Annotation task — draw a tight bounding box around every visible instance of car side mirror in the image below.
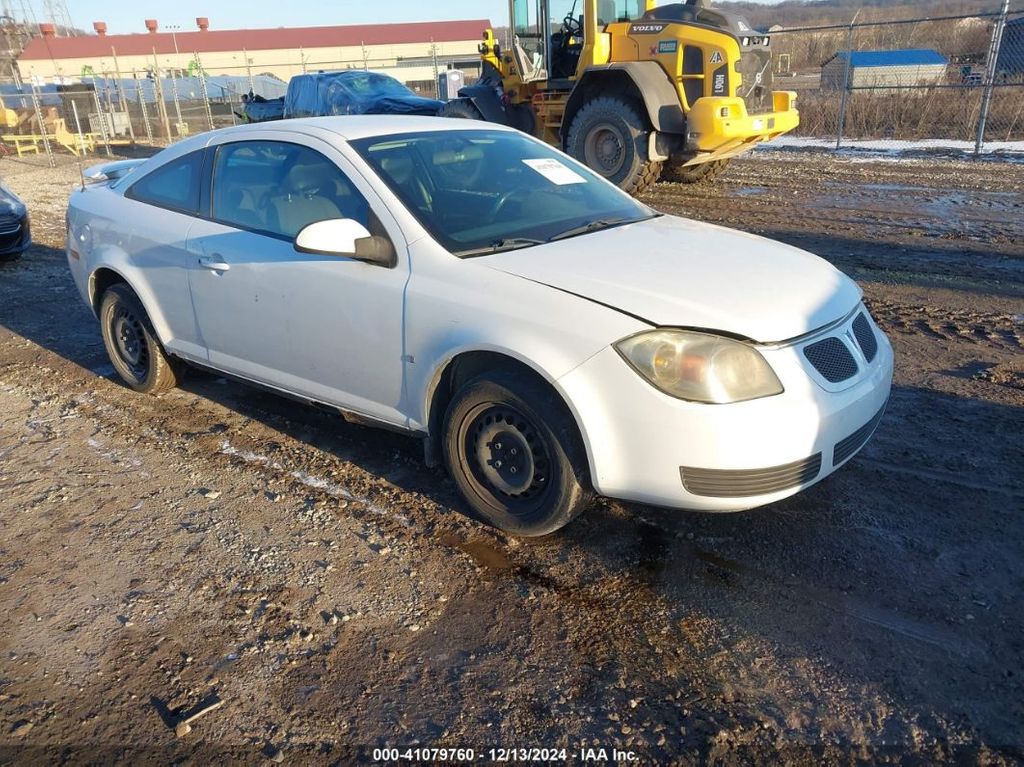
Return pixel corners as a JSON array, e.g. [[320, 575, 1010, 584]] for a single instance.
[[294, 218, 396, 267]]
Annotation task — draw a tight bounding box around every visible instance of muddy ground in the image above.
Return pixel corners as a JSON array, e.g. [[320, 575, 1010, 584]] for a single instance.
[[0, 150, 1022, 764]]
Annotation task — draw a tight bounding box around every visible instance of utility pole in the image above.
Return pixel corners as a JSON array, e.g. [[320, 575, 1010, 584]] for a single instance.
[[975, 0, 1010, 156]]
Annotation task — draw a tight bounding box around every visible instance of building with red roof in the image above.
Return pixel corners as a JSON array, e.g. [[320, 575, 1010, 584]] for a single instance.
[[17, 17, 491, 89]]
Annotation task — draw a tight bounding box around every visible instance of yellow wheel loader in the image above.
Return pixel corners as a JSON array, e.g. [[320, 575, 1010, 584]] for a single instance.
[[439, 0, 799, 195]]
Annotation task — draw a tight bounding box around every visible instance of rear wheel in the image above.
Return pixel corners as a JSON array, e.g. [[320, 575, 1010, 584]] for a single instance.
[[442, 369, 593, 537], [438, 99, 484, 121], [662, 158, 729, 184], [99, 283, 183, 394], [564, 95, 662, 195]]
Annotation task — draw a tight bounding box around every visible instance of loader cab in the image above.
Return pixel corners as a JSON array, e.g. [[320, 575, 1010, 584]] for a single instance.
[[509, 0, 646, 82]]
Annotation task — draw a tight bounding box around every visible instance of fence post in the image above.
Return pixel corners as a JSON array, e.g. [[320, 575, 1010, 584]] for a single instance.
[[92, 89, 112, 156], [975, 0, 1010, 156], [152, 49, 172, 143], [29, 83, 55, 168], [70, 100, 88, 158], [111, 48, 136, 144], [835, 16, 858, 150], [135, 71, 154, 145], [169, 67, 183, 136], [194, 53, 215, 131]]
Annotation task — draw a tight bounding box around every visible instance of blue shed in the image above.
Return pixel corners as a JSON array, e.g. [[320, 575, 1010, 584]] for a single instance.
[[821, 49, 949, 90]]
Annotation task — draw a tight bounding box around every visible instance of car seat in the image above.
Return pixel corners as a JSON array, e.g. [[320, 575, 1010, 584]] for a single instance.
[[266, 162, 343, 237]]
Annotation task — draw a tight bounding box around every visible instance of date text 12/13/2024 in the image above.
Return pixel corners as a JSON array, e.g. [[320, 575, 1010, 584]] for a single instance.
[[372, 747, 640, 762]]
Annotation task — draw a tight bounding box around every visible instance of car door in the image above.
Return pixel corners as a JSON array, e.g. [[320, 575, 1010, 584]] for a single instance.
[[118, 148, 207, 360], [185, 133, 410, 427]]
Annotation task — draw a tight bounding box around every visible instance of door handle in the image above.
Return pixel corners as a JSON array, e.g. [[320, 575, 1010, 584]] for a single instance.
[[198, 255, 230, 272]]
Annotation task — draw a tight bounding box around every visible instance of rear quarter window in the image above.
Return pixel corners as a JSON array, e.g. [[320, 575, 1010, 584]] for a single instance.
[[125, 150, 204, 214]]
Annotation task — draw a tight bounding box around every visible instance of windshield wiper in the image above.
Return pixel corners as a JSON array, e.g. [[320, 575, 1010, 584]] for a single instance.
[[454, 237, 546, 258], [548, 215, 656, 242]]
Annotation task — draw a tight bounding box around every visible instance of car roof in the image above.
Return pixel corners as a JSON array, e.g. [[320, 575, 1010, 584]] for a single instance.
[[214, 115, 518, 143]]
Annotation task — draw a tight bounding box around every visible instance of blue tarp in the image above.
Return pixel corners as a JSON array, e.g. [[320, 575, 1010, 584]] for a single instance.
[[283, 71, 442, 118]]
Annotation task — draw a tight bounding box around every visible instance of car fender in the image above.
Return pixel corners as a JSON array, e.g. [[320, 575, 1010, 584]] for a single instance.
[[85, 247, 175, 346], [417, 336, 614, 483], [403, 246, 649, 475]]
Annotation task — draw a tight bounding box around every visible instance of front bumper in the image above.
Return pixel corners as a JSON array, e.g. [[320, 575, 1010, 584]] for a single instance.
[[681, 90, 799, 166], [557, 308, 893, 512]]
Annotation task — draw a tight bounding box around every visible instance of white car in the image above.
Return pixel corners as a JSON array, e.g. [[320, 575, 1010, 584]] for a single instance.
[[66, 116, 892, 536]]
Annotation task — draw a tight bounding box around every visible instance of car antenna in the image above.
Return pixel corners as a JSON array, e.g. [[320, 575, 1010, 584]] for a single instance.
[[70, 100, 87, 191]]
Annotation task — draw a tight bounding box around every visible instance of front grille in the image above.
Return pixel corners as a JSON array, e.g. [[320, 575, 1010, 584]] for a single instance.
[[0, 230, 22, 250], [852, 313, 878, 362], [833, 401, 888, 467], [0, 221, 20, 235], [804, 337, 858, 383], [680, 454, 822, 498]]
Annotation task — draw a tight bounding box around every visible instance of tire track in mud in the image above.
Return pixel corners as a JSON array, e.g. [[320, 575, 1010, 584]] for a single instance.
[[865, 300, 1024, 350]]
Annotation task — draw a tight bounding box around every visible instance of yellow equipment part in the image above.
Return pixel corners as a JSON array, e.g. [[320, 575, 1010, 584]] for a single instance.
[[683, 91, 799, 166], [453, 1, 800, 193]]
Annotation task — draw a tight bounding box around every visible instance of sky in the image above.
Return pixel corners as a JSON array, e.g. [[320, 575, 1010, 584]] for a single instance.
[[56, 0, 783, 35]]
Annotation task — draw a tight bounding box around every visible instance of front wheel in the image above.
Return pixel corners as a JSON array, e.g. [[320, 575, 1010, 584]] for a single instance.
[[662, 159, 729, 184], [99, 283, 183, 394], [442, 370, 593, 537], [564, 95, 662, 195]]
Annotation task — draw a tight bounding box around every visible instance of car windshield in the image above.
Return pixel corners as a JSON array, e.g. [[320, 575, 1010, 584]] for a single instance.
[[349, 129, 656, 256]]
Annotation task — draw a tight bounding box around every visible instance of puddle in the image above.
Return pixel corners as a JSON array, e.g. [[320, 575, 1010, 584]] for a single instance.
[[439, 533, 515, 572], [862, 182, 1019, 198], [735, 186, 769, 197], [807, 180, 1021, 238]]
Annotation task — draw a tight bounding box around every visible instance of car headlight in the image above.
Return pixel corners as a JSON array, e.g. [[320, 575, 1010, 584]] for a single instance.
[[615, 329, 784, 404]]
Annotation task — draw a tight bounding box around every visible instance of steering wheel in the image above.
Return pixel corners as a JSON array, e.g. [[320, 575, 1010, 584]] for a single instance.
[[561, 12, 582, 40], [488, 187, 533, 222]]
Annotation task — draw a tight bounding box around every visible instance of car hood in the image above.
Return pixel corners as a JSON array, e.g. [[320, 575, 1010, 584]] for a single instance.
[[483, 215, 862, 343]]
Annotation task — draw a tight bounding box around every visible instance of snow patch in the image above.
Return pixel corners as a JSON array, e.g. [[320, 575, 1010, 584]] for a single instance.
[[219, 440, 388, 515], [759, 136, 1024, 162]]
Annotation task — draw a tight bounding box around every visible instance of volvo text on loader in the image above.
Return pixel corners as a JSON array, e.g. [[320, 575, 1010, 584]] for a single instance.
[[439, 0, 799, 194]]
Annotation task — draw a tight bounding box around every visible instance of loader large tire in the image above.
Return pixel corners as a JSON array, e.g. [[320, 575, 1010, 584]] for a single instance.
[[564, 96, 662, 196], [662, 159, 729, 184], [438, 99, 484, 121]]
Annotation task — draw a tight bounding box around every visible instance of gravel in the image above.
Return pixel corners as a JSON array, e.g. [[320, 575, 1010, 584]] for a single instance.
[[0, 150, 1021, 763]]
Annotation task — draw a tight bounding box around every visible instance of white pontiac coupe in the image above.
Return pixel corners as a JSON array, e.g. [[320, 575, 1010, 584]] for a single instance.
[[66, 117, 892, 536]]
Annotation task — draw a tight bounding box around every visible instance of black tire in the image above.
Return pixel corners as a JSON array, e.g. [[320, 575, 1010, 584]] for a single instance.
[[99, 283, 183, 394], [662, 159, 729, 184], [442, 369, 593, 537], [564, 95, 662, 195], [438, 99, 484, 121]]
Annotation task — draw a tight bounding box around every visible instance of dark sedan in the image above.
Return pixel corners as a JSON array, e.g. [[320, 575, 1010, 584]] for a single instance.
[[0, 180, 30, 260]]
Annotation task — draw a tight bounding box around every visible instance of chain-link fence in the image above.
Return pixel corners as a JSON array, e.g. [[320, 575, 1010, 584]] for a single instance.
[[769, 3, 1024, 154], [0, 45, 482, 166], [5, 7, 1021, 165], [0, 67, 264, 164]]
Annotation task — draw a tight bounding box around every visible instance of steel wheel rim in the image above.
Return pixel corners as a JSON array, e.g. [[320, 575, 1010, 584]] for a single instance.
[[462, 404, 553, 517], [111, 307, 148, 380], [584, 122, 626, 177]]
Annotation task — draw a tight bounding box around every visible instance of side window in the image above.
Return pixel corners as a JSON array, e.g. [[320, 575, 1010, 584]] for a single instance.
[[125, 150, 204, 213], [211, 140, 369, 239]]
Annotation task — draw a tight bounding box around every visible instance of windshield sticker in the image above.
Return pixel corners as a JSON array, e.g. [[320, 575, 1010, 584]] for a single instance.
[[522, 158, 587, 185]]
